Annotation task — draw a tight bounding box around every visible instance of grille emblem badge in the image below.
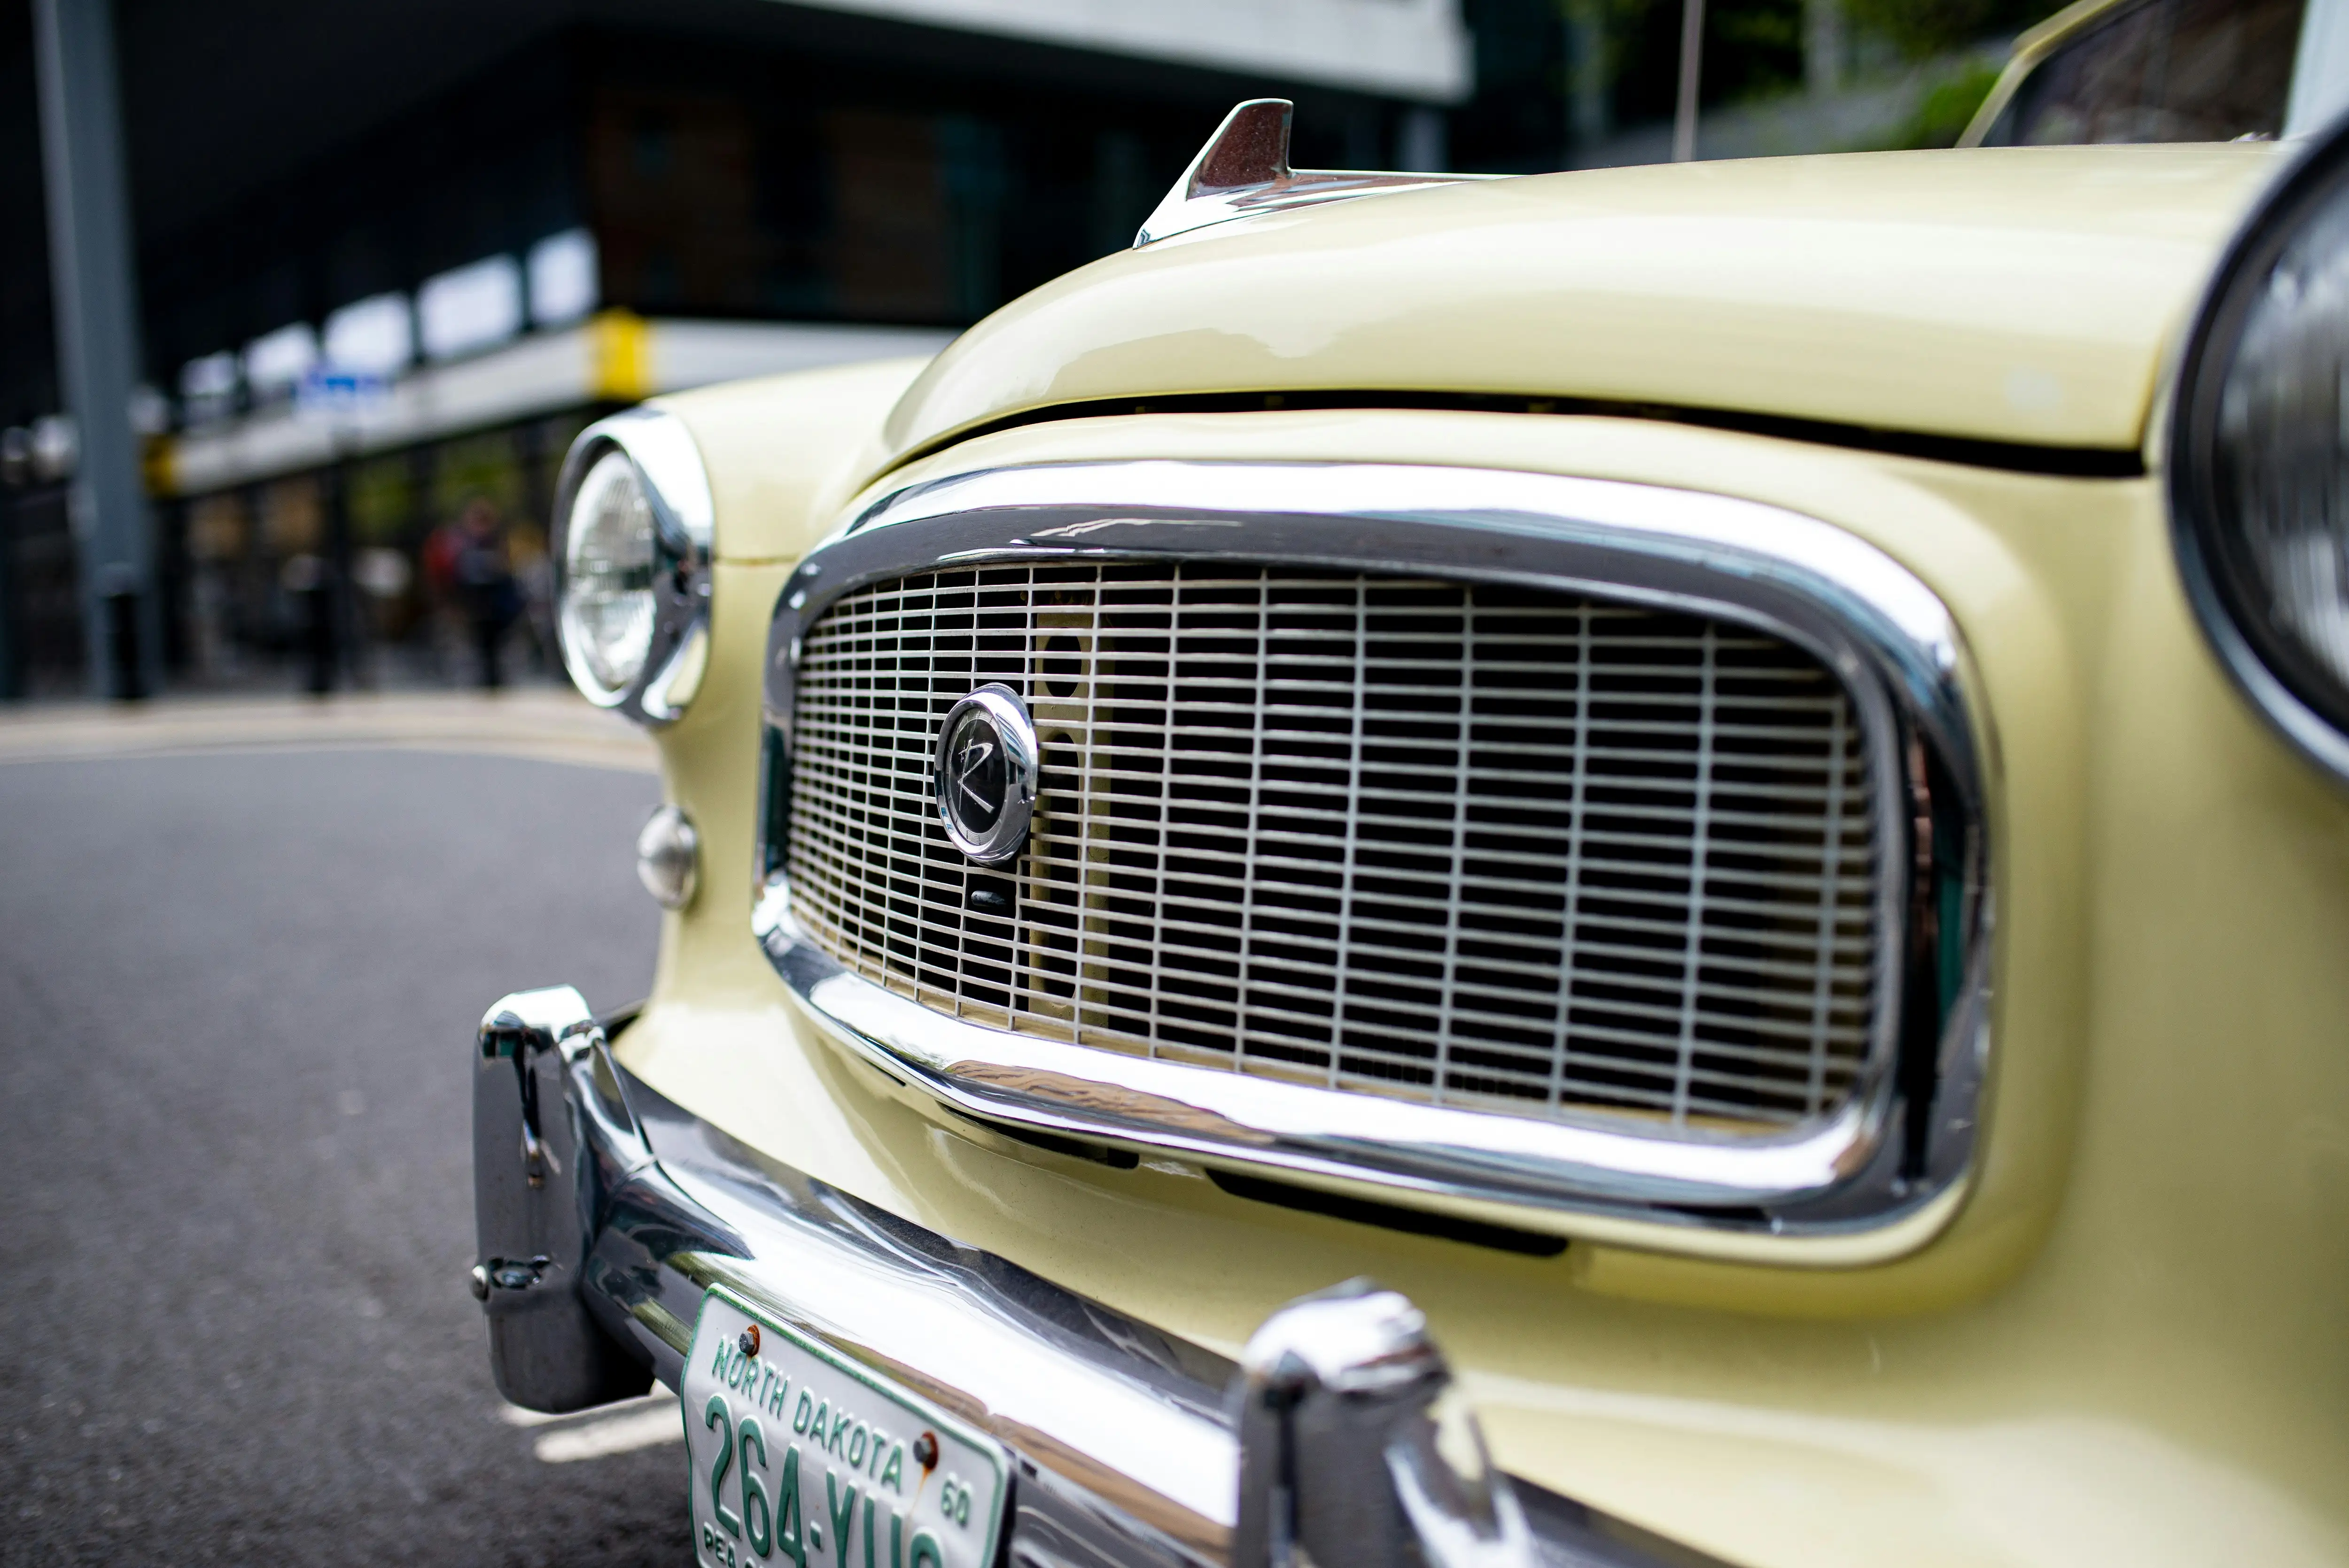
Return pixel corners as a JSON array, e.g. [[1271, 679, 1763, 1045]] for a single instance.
[[935, 684, 1039, 865]]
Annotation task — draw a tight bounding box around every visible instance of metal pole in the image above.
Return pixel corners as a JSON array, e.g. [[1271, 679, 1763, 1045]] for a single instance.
[[322, 442, 355, 693], [1673, 0, 1706, 164], [1564, 0, 1610, 163], [1805, 0, 1845, 98], [0, 495, 18, 700], [31, 0, 158, 700]]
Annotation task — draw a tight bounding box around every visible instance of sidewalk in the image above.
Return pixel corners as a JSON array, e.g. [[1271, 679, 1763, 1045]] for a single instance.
[[0, 688, 657, 773]]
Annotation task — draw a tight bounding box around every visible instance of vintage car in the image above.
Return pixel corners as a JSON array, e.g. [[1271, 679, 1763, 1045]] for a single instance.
[[471, 80, 2349, 1568]]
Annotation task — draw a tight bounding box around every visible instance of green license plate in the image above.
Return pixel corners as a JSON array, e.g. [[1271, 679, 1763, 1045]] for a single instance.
[[682, 1285, 1007, 1568]]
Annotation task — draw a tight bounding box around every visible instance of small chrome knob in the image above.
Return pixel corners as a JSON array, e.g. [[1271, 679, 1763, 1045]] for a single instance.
[[636, 803, 700, 910]]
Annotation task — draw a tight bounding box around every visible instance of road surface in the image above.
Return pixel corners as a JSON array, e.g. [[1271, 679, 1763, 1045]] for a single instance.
[[0, 734, 697, 1565]]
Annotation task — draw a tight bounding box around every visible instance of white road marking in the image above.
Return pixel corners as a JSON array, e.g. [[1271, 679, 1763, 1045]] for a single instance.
[[501, 1403, 567, 1428], [533, 1401, 684, 1464], [0, 691, 655, 773], [501, 1389, 676, 1428]]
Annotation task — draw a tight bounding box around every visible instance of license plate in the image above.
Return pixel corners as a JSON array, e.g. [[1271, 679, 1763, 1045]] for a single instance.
[[682, 1286, 1007, 1568]]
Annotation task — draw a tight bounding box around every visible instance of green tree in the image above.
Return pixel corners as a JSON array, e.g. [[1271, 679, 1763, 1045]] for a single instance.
[[1844, 0, 2069, 59]]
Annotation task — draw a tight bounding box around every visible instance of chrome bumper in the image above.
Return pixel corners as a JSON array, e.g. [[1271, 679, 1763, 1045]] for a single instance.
[[471, 986, 1717, 1568]]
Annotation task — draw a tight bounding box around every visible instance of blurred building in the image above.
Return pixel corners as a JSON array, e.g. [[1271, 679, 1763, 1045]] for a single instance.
[[0, 0, 1482, 697], [1, 0, 2059, 699]]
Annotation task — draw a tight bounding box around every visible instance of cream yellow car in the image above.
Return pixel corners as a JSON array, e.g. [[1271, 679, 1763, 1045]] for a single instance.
[[470, 94, 2349, 1568]]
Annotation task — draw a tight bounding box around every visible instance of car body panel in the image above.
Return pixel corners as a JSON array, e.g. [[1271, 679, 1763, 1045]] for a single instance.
[[611, 400, 2349, 1568], [653, 355, 935, 563], [879, 145, 2281, 467]]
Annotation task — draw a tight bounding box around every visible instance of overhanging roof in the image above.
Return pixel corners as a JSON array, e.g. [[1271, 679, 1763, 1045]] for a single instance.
[[160, 313, 951, 497], [763, 0, 1470, 101]]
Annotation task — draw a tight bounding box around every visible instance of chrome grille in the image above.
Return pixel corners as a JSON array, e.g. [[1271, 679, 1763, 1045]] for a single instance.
[[784, 563, 1881, 1133]]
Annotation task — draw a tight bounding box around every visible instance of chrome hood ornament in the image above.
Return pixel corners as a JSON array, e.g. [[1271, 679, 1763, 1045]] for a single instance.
[[1134, 98, 1498, 248]]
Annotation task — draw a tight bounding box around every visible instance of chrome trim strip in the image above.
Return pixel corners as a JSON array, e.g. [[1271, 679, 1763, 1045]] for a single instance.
[[758, 460, 1991, 1240], [551, 407, 714, 727]]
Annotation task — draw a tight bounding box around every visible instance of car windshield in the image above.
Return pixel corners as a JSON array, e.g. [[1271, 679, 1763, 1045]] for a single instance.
[[1981, 0, 2304, 145]]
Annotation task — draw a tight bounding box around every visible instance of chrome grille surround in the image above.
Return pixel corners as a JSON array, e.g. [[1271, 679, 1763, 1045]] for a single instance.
[[756, 462, 1989, 1243]]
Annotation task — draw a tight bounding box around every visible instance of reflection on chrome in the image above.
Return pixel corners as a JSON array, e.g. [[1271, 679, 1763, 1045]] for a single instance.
[[1133, 98, 1500, 248], [1233, 1282, 1538, 1568], [552, 407, 716, 727], [2172, 113, 2349, 784], [472, 984, 1725, 1568], [635, 804, 700, 911]]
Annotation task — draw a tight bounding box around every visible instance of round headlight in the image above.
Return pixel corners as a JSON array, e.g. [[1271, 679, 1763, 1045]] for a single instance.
[[2173, 123, 2349, 777], [558, 450, 659, 703]]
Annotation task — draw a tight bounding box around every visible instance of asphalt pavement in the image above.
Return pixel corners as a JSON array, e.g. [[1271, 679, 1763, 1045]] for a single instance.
[[0, 741, 690, 1564]]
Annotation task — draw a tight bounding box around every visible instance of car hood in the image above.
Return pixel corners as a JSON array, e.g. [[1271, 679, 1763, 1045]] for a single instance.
[[881, 143, 2282, 467]]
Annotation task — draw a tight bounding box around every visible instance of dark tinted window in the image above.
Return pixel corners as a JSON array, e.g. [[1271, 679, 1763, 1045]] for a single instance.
[[1984, 0, 2303, 145]]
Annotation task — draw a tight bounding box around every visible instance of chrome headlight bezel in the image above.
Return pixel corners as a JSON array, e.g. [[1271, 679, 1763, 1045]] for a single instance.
[[2170, 121, 2349, 782], [551, 407, 716, 726]]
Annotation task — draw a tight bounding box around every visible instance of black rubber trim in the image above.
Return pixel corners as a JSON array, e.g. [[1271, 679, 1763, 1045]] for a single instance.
[[1209, 1169, 1569, 1257], [2168, 111, 2349, 761], [908, 388, 2147, 480], [593, 999, 646, 1037], [969, 1115, 1143, 1170]]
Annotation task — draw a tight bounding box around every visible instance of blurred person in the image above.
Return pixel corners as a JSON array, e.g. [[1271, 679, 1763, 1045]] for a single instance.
[[421, 513, 462, 601], [420, 510, 468, 681], [451, 498, 521, 688], [508, 523, 559, 676], [279, 552, 333, 695]]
